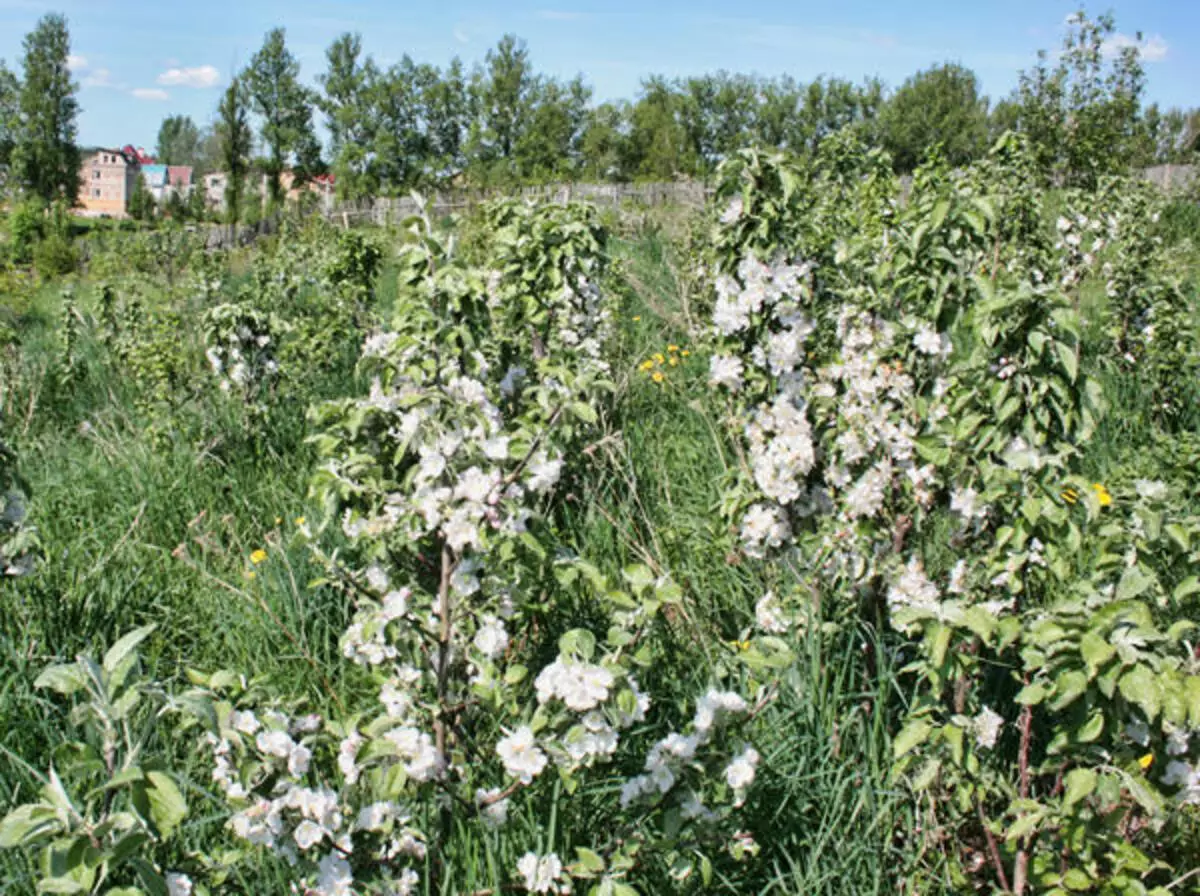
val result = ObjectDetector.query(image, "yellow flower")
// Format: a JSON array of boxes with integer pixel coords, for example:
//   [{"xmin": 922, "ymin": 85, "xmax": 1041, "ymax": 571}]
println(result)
[
  {"xmin": 295, "ymin": 516, "xmax": 306, "ymax": 526},
  {"xmin": 653, "ymin": 353, "xmax": 666, "ymax": 365},
  {"xmin": 668, "ymin": 344, "xmax": 680, "ymax": 353},
  {"xmin": 250, "ymin": 549, "xmax": 268, "ymax": 565},
  {"xmin": 668, "ymin": 357, "xmax": 678, "ymax": 367},
  {"xmin": 651, "ymin": 371, "xmax": 665, "ymax": 384},
  {"xmin": 729, "ymin": 639, "xmax": 750, "ymax": 651},
  {"xmin": 632, "ymin": 315, "xmax": 641, "ymax": 321},
  {"xmin": 275, "ymin": 516, "xmax": 283, "ymax": 526},
  {"xmin": 1093, "ymin": 483, "xmax": 1113, "ymax": 507},
  {"xmin": 1138, "ymin": 752, "xmax": 1154, "ymax": 770},
  {"xmin": 681, "ymin": 349, "xmax": 690, "ymax": 357},
  {"xmin": 639, "ymin": 360, "xmax": 655, "ymax": 372}
]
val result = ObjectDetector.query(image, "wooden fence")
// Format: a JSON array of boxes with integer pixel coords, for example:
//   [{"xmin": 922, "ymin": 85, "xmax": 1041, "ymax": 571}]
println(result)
[
  {"xmin": 321, "ymin": 180, "xmax": 711, "ymax": 228},
  {"xmin": 196, "ymin": 166, "xmax": 1199, "ymax": 249}
]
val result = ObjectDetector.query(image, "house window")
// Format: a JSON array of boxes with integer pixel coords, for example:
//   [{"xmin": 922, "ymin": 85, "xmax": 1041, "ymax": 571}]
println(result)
[
  {"xmin": 93, "ymin": 188, "xmax": 101, "ymax": 198},
  {"xmin": 93, "ymin": 169, "xmax": 101, "ymax": 179}
]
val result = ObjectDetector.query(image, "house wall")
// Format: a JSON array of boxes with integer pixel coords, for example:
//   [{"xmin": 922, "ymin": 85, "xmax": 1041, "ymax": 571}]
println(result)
[{"xmin": 77, "ymin": 150, "xmax": 137, "ymax": 218}]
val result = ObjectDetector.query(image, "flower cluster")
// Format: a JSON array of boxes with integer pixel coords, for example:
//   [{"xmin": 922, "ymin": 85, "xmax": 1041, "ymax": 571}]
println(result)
[
  {"xmin": 202, "ymin": 304, "xmax": 283, "ymax": 400},
  {"xmin": 637, "ymin": 343, "xmax": 689, "ymax": 384}
]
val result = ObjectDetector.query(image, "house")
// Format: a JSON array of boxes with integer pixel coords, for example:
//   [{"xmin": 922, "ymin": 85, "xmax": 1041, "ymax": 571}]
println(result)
[
  {"xmin": 141, "ymin": 163, "xmax": 168, "ymax": 201},
  {"xmin": 167, "ymin": 166, "xmax": 194, "ymax": 196},
  {"xmin": 77, "ymin": 148, "xmax": 141, "ymax": 218},
  {"xmin": 204, "ymin": 172, "xmax": 228, "ymax": 209},
  {"xmin": 141, "ymin": 164, "xmax": 194, "ymax": 203},
  {"xmin": 201, "ymin": 170, "xmax": 335, "ymax": 213}
]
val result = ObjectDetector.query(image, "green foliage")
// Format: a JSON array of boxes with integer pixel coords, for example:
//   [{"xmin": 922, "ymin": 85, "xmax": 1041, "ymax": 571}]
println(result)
[
  {"xmin": 127, "ymin": 174, "xmax": 156, "ymax": 223},
  {"xmin": 244, "ymin": 28, "xmax": 322, "ymax": 207},
  {"xmin": 155, "ymin": 114, "xmax": 201, "ymax": 167},
  {"xmin": 7, "ymin": 198, "xmax": 43, "ymax": 265},
  {"xmin": 1014, "ymin": 10, "xmax": 1147, "ymax": 187},
  {"xmin": 0, "ymin": 626, "xmax": 192, "ymax": 895},
  {"xmin": 879, "ymin": 63, "xmax": 989, "ymax": 173},
  {"xmin": 217, "ymin": 77, "xmax": 253, "ymax": 230},
  {"xmin": 11, "ymin": 13, "xmax": 80, "ymax": 206}
]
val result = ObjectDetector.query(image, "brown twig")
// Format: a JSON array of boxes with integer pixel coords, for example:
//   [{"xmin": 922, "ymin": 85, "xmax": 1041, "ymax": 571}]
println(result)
[
  {"xmin": 976, "ymin": 801, "xmax": 1011, "ymax": 893},
  {"xmin": 1013, "ymin": 696, "xmax": 1034, "ymax": 895}
]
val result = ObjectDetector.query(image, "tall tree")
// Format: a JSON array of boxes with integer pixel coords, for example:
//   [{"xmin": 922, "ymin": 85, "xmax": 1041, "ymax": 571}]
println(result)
[
  {"xmin": 12, "ymin": 13, "xmax": 79, "ymax": 206},
  {"xmin": 155, "ymin": 114, "xmax": 201, "ymax": 166},
  {"xmin": 319, "ymin": 32, "xmax": 378, "ymax": 199},
  {"xmin": 244, "ymin": 28, "xmax": 321, "ymax": 206},
  {"xmin": 878, "ymin": 63, "xmax": 989, "ymax": 172},
  {"xmin": 0, "ymin": 61, "xmax": 19, "ymax": 184},
  {"xmin": 628, "ymin": 77, "xmax": 695, "ymax": 179},
  {"xmin": 217, "ymin": 76, "xmax": 252, "ymax": 231},
  {"xmin": 468, "ymin": 34, "xmax": 536, "ymax": 181},
  {"xmin": 1015, "ymin": 11, "xmax": 1146, "ymax": 186},
  {"xmin": 578, "ymin": 100, "xmax": 632, "ymax": 181}
]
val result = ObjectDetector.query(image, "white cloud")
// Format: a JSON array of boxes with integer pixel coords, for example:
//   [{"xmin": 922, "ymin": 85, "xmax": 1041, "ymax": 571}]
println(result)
[
  {"xmin": 82, "ymin": 68, "xmax": 114, "ymax": 88},
  {"xmin": 67, "ymin": 54, "xmax": 88, "ymax": 71},
  {"xmin": 453, "ymin": 27, "xmax": 470, "ymax": 44},
  {"xmin": 131, "ymin": 87, "xmax": 170, "ymax": 101},
  {"xmin": 156, "ymin": 64, "xmax": 219, "ymax": 88},
  {"xmin": 1101, "ymin": 32, "xmax": 1168, "ymax": 63}
]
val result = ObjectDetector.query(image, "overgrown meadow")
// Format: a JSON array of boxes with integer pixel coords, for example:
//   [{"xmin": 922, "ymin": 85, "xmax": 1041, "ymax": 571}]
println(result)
[{"xmin": 3, "ymin": 133, "xmax": 1200, "ymax": 896}]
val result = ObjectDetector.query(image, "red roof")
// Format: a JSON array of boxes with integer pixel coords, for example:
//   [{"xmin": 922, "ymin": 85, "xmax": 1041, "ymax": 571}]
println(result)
[{"xmin": 121, "ymin": 144, "xmax": 155, "ymax": 165}]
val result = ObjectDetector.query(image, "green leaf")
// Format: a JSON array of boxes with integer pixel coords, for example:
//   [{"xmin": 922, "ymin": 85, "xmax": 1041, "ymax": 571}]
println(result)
[
  {"xmin": 575, "ymin": 847, "xmax": 606, "ymax": 874},
  {"xmin": 1016, "ymin": 681, "xmax": 1050, "ymax": 706},
  {"xmin": 1116, "ymin": 567, "xmax": 1154, "ymax": 602},
  {"xmin": 1051, "ymin": 670, "xmax": 1088, "ymax": 710},
  {"xmin": 569, "ymin": 402, "xmax": 598, "ymax": 425},
  {"xmin": 1080, "ymin": 631, "xmax": 1115, "ymax": 678},
  {"xmin": 893, "ymin": 719, "xmax": 932, "ymax": 759},
  {"xmin": 1061, "ymin": 868, "xmax": 1093, "ymax": 891},
  {"xmin": 102, "ymin": 625, "xmax": 158, "ymax": 676},
  {"xmin": 144, "ymin": 771, "xmax": 186, "ymax": 839},
  {"xmin": 1055, "ymin": 341, "xmax": 1078, "ymax": 383},
  {"xmin": 34, "ymin": 664, "xmax": 86, "ymax": 697},
  {"xmin": 1119, "ymin": 666, "xmax": 1162, "ymax": 722},
  {"xmin": 1062, "ymin": 768, "xmax": 1097, "ymax": 811},
  {"xmin": 1173, "ymin": 576, "xmax": 1200, "ymax": 602},
  {"xmin": 0, "ymin": 804, "xmax": 62, "ymax": 847}
]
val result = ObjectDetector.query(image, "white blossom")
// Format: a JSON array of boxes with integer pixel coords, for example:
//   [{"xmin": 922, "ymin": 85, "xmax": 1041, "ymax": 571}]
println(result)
[{"xmin": 497, "ymin": 726, "xmax": 548, "ymax": 784}]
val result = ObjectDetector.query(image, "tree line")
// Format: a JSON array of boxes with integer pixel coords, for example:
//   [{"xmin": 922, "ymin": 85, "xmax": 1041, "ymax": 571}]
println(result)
[{"xmin": 1, "ymin": 10, "xmax": 1197, "ymax": 216}]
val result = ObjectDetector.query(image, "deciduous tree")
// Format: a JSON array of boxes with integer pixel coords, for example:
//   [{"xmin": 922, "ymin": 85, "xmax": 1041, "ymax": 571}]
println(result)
[
  {"xmin": 12, "ymin": 13, "xmax": 79, "ymax": 206},
  {"xmin": 879, "ymin": 63, "xmax": 989, "ymax": 172},
  {"xmin": 244, "ymin": 28, "xmax": 321, "ymax": 206},
  {"xmin": 217, "ymin": 76, "xmax": 252, "ymax": 231}
]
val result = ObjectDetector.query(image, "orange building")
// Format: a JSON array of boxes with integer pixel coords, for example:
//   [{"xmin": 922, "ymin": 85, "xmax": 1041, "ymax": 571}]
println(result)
[{"xmin": 77, "ymin": 148, "xmax": 140, "ymax": 218}]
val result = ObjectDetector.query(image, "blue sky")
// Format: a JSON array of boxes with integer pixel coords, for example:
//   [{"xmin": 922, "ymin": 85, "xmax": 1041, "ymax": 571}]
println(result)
[{"xmin": 0, "ymin": 0, "xmax": 1194, "ymax": 151}]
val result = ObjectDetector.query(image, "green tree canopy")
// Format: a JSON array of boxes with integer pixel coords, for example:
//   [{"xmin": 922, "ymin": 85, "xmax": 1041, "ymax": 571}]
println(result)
[
  {"xmin": 12, "ymin": 13, "xmax": 79, "ymax": 206},
  {"xmin": 244, "ymin": 28, "xmax": 322, "ymax": 206},
  {"xmin": 217, "ymin": 76, "xmax": 253, "ymax": 229},
  {"xmin": 155, "ymin": 114, "xmax": 201, "ymax": 166},
  {"xmin": 879, "ymin": 63, "xmax": 989, "ymax": 172}
]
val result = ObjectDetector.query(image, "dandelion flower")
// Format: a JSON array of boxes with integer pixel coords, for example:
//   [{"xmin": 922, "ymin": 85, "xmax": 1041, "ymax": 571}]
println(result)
[
  {"xmin": 652, "ymin": 371, "xmax": 665, "ymax": 383},
  {"xmin": 668, "ymin": 344, "xmax": 680, "ymax": 353},
  {"xmin": 250, "ymin": 549, "xmax": 268, "ymax": 565},
  {"xmin": 1093, "ymin": 483, "xmax": 1113, "ymax": 507}
]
